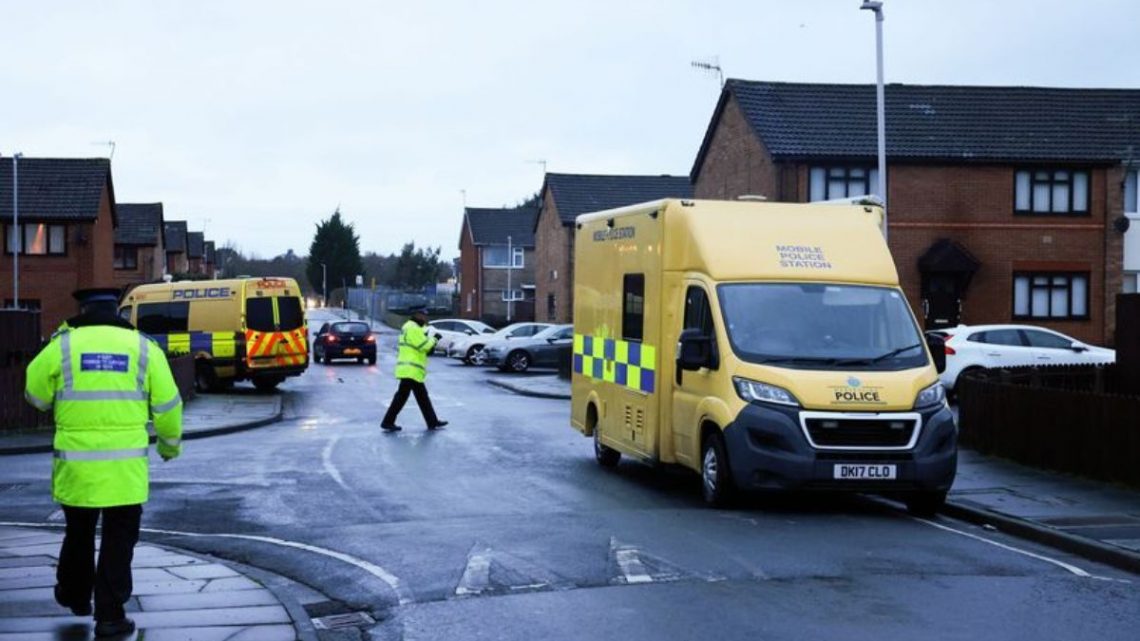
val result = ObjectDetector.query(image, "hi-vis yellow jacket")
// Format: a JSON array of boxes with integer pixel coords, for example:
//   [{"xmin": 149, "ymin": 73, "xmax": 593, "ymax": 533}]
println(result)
[
  {"xmin": 395, "ymin": 320, "xmax": 437, "ymax": 383},
  {"xmin": 25, "ymin": 324, "xmax": 183, "ymax": 507}
]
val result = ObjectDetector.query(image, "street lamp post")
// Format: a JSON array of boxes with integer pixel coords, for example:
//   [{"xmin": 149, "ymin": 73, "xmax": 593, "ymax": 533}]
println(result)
[
  {"xmin": 321, "ymin": 262, "xmax": 327, "ymax": 309},
  {"xmin": 506, "ymin": 235, "xmax": 513, "ymax": 323},
  {"xmin": 11, "ymin": 153, "xmax": 22, "ymax": 308},
  {"xmin": 861, "ymin": 0, "xmax": 887, "ymax": 239}
]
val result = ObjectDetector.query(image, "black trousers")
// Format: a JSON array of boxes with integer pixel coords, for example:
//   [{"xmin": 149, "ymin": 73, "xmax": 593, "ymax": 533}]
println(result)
[
  {"xmin": 382, "ymin": 378, "xmax": 439, "ymax": 427},
  {"xmin": 57, "ymin": 504, "xmax": 142, "ymax": 622}
]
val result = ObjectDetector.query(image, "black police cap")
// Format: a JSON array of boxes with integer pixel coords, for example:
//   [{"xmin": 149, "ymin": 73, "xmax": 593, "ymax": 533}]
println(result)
[{"xmin": 72, "ymin": 287, "xmax": 122, "ymax": 304}]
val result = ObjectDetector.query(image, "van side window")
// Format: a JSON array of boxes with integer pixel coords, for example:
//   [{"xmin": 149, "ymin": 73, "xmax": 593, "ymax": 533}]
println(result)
[
  {"xmin": 118, "ymin": 306, "xmax": 133, "ymax": 322},
  {"xmin": 136, "ymin": 302, "xmax": 189, "ymax": 335},
  {"xmin": 684, "ymin": 286, "xmax": 719, "ymax": 369},
  {"xmin": 622, "ymin": 274, "xmax": 645, "ymax": 342}
]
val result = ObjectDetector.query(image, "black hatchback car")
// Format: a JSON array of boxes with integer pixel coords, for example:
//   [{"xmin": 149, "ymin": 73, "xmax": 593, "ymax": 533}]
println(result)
[{"xmin": 313, "ymin": 321, "xmax": 377, "ymax": 365}]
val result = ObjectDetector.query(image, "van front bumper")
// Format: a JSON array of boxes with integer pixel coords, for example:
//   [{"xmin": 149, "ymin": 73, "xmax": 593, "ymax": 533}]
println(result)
[{"xmin": 721, "ymin": 402, "xmax": 957, "ymax": 493}]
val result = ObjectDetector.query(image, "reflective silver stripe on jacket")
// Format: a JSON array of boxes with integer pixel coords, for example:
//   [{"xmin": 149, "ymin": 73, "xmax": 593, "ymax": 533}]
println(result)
[
  {"xmin": 158, "ymin": 436, "xmax": 181, "ymax": 448},
  {"xmin": 24, "ymin": 390, "xmax": 52, "ymax": 411},
  {"xmin": 60, "ymin": 332, "xmax": 74, "ymax": 390},
  {"xmin": 135, "ymin": 334, "xmax": 149, "ymax": 392},
  {"xmin": 396, "ymin": 361, "xmax": 426, "ymax": 371},
  {"xmin": 152, "ymin": 395, "xmax": 182, "ymax": 414},
  {"xmin": 56, "ymin": 390, "xmax": 148, "ymax": 402},
  {"xmin": 53, "ymin": 447, "xmax": 149, "ymax": 461}
]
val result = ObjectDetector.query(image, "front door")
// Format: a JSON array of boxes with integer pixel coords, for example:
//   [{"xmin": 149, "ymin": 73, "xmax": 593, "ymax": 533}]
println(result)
[{"xmin": 923, "ymin": 273, "xmax": 961, "ymax": 329}]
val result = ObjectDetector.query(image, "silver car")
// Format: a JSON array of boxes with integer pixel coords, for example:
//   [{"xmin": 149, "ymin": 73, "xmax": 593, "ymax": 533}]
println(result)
[{"xmin": 483, "ymin": 324, "xmax": 574, "ymax": 372}]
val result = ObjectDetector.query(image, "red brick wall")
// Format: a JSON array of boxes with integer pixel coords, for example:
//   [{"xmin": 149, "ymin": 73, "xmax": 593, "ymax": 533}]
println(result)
[
  {"xmin": 691, "ymin": 103, "xmax": 1122, "ymax": 345},
  {"xmin": 458, "ymin": 220, "xmax": 480, "ymax": 319},
  {"xmin": 693, "ymin": 96, "xmax": 780, "ymax": 201},
  {"xmin": 534, "ymin": 188, "xmax": 574, "ymax": 323},
  {"xmin": 0, "ymin": 188, "xmax": 115, "ymax": 334}
]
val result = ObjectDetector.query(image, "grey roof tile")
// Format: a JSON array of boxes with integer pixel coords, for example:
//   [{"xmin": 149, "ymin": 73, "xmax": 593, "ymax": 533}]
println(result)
[
  {"xmin": 114, "ymin": 203, "xmax": 164, "ymax": 245},
  {"xmin": 0, "ymin": 158, "xmax": 112, "ymax": 221},
  {"xmin": 544, "ymin": 173, "xmax": 693, "ymax": 225},
  {"xmin": 465, "ymin": 207, "xmax": 538, "ymax": 246},
  {"xmin": 696, "ymin": 80, "xmax": 1140, "ymax": 175},
  {"xmin": 165, "ymin": 221, "xmax": 187, "ymax": 253}
]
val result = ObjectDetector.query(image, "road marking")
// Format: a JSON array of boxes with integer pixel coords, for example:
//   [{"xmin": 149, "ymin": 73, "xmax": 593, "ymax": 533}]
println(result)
[
  {"xmin": 47, "ymin": 510, "xmax": 64, "ymax": 523},
  {"xmin": 322, "ymin": 436, "xmax": 349, "ymax": 491},
  {"xmin": 455, "ymin": 544, "xmax": 493, "ymax": 596},
  {"xmin": 0, "ymin": 520, "xmax": 414, "ymax": 605},
  {"xmin": 610, "ymin": 537, "xmax": 653, "ymax": 584},
  {"xmin": 912, "ymin": 516, "xmax": 1129, "ymax": 582}
]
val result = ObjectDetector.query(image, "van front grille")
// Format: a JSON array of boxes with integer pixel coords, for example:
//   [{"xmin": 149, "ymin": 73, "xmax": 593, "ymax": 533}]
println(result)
[{"xmin": 805, "ymin": 418, "xmax": 915, "ymax": 448}]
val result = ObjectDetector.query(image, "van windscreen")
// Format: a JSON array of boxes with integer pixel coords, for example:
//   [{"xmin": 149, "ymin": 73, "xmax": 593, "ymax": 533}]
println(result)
[
  {"xmin": 246, "ymin": 298, "xmax": 275, "ymax": 332},
  {"xmin": 718, "ymin": 283, "xmax": 928, "ymax": 371},
  {"xmin": 277, "ymin": 297, "xmax": 303, "ymax": 330}
]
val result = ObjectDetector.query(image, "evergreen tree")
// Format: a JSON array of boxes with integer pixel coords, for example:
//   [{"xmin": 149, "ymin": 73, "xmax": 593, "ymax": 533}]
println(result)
[{"xmin": 306, "ymin": 208, "xmax": 364, "ymax": 301}]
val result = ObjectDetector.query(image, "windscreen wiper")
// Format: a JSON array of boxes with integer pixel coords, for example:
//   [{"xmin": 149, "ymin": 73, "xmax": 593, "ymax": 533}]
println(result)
[
  {"xmin": 758, "ymin": 356, "xmax": 840, "ymax": 366},
  {"xmin": 832, "ymin": 343, "xmax": 924, "ymax": 367}
]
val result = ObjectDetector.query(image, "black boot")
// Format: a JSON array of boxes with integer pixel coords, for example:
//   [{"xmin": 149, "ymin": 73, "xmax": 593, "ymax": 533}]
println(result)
[{"xmin": 94, "ymin": 617, "xmax": 135, "ymax": 638}]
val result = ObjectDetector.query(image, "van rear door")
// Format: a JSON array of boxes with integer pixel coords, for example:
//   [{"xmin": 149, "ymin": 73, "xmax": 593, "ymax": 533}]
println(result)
[{"xmin": 243, "ymin": 283, "xmax": 308, "ymax": 370}]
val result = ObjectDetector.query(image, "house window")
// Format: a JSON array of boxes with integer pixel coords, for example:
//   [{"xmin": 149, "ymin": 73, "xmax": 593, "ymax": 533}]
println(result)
[
  {"xmin": 512, "ymin": 247, "xmax": 524, "ymax": 267},
  {"xmin": 622, "ymin": 274, "xmax": 645, "ymax": 342},
  {"xmin": 114, "ymin": 246, "xmax": 138, "ymax": 270},
  {"xmin": 1126, "ymin": 169, "xmax": 1138, "ymax": 214},
  {"xmin": 1013, "ymin": 272, "xmax": 1089, "ymax": 320},
  {"xmin": 5, "ymin": 223, "xmax": 66, "ymax": 255},
  {"xmin": 1124, "ymin": 272, "xmax": 1139, "ymax": 295},
  {"xmin": 502, "ymin": 289, "xmax": 525, "ymax": 302},
  {"xmin": 466, "ymin": 291, "xmax": 473, "ymax": 312},
  {"xmin": 809, "ymin": 167, "xmax": 880, "ymax": 202},
  {"xmin": 1014, "ymin": 170, "xmax": 1089, "ymax": 215},
  {"xmin": 547, "ymin": 294, "xmax": 556, "ymax": 320}
]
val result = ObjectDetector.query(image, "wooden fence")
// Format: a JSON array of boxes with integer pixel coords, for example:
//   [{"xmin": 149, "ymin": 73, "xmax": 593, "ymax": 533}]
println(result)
[
  {"xmin": 0, "ymin": 310, "xmax": 48, "ymax": 431},
  {"xmin": 958, "ymin": 367, "xmax": 1140, "ymax": 487}
]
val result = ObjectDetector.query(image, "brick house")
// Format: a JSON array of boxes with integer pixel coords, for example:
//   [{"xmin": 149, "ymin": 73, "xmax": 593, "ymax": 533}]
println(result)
[
  {"xmin": 113, "ymin": 203, "xmax": 166, "ymax": 287},
  {"xmin": 691, "ymin": 79, "xmax": 1140, "ymax": 345},
  {"xmin": 458, "ymin": 207, "xmax": 539, "ymax": 325},
  {"xmin": 187, "ymin": 231, "xmax": 205, "ymax": 275},
  {"xmin": 534, "ymin": 173, "xmax": 693, "ymax": 323},
  {"xmin": 164, "ymin": 221, "xmax": 189, "ymax": 276},
  {"xmin": 0, "ymin": 158, "xmax": 117, "ymax": 332}
]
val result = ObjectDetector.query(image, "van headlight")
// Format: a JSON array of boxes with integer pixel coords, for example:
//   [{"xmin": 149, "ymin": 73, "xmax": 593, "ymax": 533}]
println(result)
[
  {"xmin": 733, "ymin": 377, "xmax": 800, "ymax": 407},
  {"xmin": 914, "ymin": 382, "xmax": 946, "ymax": 409}
]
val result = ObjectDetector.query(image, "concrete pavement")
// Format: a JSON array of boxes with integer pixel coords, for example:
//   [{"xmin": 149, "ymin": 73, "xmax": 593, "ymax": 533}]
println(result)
[
  {"xmin": 0, "ymin": 525, "xmax": 312, "ymax": 641},
  {"xmin": 489, "ymin": 371, "xmax": 1140, "ymax": 574},
  {"xmin": 0, "ymin": 391, "xmax": 284, "ymax": 456}
]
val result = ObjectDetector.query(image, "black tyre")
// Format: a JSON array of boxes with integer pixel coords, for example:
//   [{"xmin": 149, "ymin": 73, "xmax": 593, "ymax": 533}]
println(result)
[
  {"xmin": 594, "ymin": 428, "xmax": 621, "ymax": 468},
  {"xmin": 314, "ymin": 346, "xmax": 325, "ymax": 364},
  {"xmin": 701, "ymin": 430, "xmax": 736, "ymax": 507},
  {"xmin": 253, "ymin": 377, "xmax": 282, "ymax": 393},
  {"xmin": 506, "ymin": 350, "xmax": 531, "ymax": 373},
  {"xmin": 905, "ymin": 491, "xmax": 947, "ymax": 517},
  {"xmin": 464, "ymin": 345, "xmax": 482, "ymax": 365},
  {"xmin": 367, "ymin": 356, "xmax": 377, "ymax": 365}
]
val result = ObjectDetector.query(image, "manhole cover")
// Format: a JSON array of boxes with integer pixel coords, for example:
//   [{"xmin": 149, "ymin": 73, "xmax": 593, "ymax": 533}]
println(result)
[{"xmin": 312, "ymin": 612, "xmax": 376, "ymax": 631}]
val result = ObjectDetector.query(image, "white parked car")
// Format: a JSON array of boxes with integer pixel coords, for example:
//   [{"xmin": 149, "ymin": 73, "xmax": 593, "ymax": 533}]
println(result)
[
  {"xmin": 447, "ymin": 322, "xmax": 552, "ymax": 365},
  {"xmin": 933, "ymin": 324, "xmax": 1115, "ymax": 392},
  {"xmin": 427, "ymin": 319, "xmax": 496, "ymax": 355}
]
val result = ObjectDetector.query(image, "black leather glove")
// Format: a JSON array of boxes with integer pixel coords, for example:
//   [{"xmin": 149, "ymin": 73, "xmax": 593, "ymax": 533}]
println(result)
[{"xmin": 433, "ymin": 333, "xmax": 443, "ymax": 341}]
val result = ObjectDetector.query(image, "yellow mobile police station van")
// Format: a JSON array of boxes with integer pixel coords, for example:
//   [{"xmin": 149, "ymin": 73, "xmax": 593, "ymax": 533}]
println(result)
[
  {"xmin": 121, "ymin": 277, "xmax": 309, "ymax": 392},
  {"xmin": 571, "ymin": 198, "xmax": 956, "ymax": 513}
]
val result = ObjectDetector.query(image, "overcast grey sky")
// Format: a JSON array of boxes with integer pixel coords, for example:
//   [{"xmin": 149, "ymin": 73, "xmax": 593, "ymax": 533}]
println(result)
[{"xmin": 3, "ymin": 0, "xmax": 1139, "ymax": 260}]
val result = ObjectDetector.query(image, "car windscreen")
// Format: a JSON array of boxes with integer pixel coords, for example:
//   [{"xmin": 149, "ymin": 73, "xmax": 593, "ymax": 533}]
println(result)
[
  {"xmin": 332, "ymin": 322, "xmax": 370, "ymax": 335},
  {"xmin": 718, "ymin": 283, "xmax": 928, "ymax": 371}
]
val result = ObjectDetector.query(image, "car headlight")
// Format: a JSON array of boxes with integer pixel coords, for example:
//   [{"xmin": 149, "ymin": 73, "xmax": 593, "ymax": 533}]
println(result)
[
  {"xmin": 914, "ymin": 381, "xmax": 946, "ymax": 409},
  {"xmin": 733, "ymin": 377, "xmax": 800, "ymax": 407}
]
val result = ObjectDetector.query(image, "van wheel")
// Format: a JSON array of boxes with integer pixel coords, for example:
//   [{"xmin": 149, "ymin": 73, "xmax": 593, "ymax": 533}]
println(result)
[
  {"xmin": 594, "ymin": 428, "xmax": 621, "ymax": 468},
  {"xmin": 253, "ymin": 377, "xmax": 282, "ymax": 393},
  {"xmin": 194, "ymin": 362, "xmax": 218, "ymax": 393},
  {"xmin": 701, "ymin": 430, "xmax": 736, "ymax": 507},
  {"xmin": 905, "ymin": 491, "xmax": 947, "ymax": 518}
]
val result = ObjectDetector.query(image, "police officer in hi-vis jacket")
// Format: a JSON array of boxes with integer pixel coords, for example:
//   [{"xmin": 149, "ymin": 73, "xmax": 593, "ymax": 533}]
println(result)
[
  {"xmin": 25, "ymin": 288, "xmax": 183, "ymax": 638},
  {"xmin": 381, "ymin": 307, "xmax": 448, "ymax": 431}
]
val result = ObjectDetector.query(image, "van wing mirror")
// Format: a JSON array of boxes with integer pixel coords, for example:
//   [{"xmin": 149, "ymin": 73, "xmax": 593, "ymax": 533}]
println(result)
[
  {"xmin": 926, "ymin": 334, "xmax": 947, "ymax": 374},
  {"xmin": 677, "ymin": 328, "xmax": 713, "ymax": 374}
]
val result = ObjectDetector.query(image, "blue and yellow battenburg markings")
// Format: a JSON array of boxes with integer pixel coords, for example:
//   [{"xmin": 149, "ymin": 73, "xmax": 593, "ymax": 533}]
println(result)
[
  {"xmin": 149, "ymin": 332, "xmax": 237, "ymax": 359},
  {"xmin": 573, "ymin": 334, "xmax": 656, "ymax": 393}
]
